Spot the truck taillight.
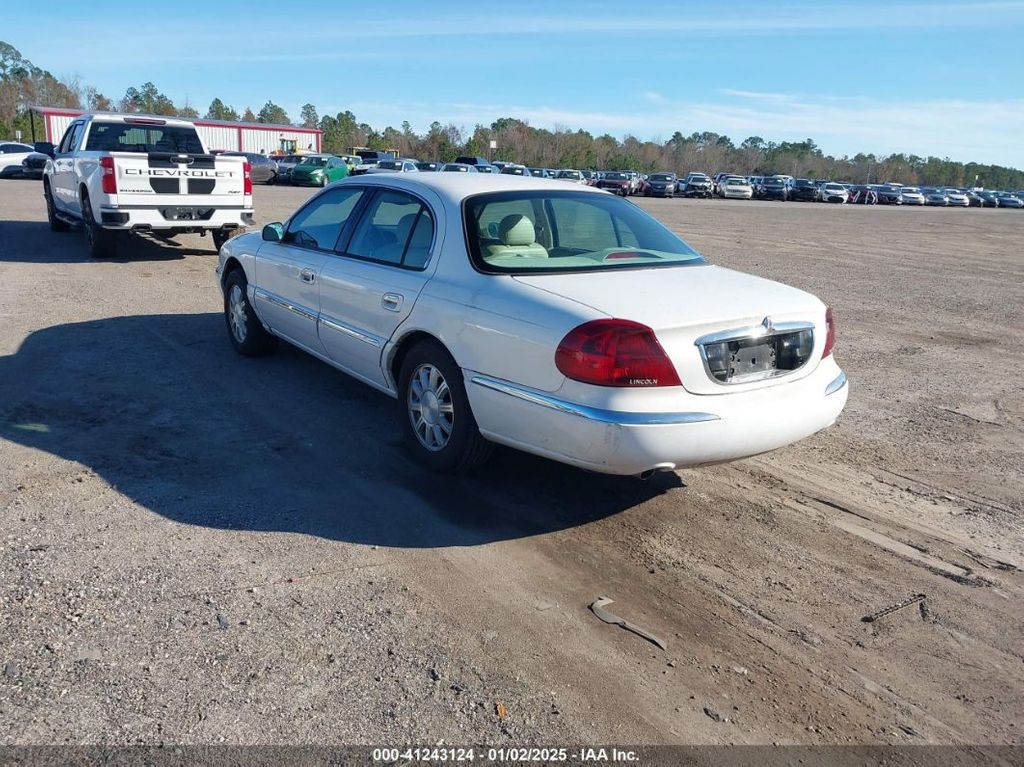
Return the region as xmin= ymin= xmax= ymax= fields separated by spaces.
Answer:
xmin=243 ymin=162 xmax=252 ymax=195
xmin=822 ymin=307 xmax=836 ymax=357
xmin=555 ymin=319 xmax=681 ymax=387
xmin=99 ymin=156 xmax=116 ymax=194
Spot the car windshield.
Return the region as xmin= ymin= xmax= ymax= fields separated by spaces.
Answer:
xmin=726 ymin=178 xmax=746 ymax=186
xmin=465 ymin=191 xmax=705 ymax=274
xmin=558 ymin=171 xmax=581 ymax=179
xmin=85 ymin=122 xmax=204 ymax=153
xmin=376 ymin=160 xmax=401 ymax=170
xmin=795 ymin=179 xmax=814 ymax=186
xmin=650 ymin=174 xmax=673 ymax=182
xmin=688 ymin=174 xmax=708 ymax=180
xmin=604 ymin=172 xmax=627 ymax=180
xmin=765 ymin=178 xmax=784 ymax=186
xmin=824 ymin=184 xmax=844 ymax=191
xmin=299 ymin=157 xmax=329 ymax=167
xmin=443 ymin=164 xmax=471 ymax=172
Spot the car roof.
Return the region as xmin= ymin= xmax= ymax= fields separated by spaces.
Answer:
xmin=332 ymin=171 xmax=610 ymax=201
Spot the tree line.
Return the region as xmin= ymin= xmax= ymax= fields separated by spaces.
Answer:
xmin=2 ymin=40 xmax=1021 ymax=189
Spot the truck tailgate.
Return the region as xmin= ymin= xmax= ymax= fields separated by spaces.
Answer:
xmin=109 ymin=152 xmax=249 ymax=208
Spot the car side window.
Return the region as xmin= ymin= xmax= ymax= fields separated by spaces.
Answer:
xmin=57 ymin=124 xmax=77 ymax=154
xmin=284 ymin=187 xmax=365 ymax=250
xmin=344 ymin=190 xmax=434 ymax=268
xmin=67 ymin=123 xmax=85 ymax=153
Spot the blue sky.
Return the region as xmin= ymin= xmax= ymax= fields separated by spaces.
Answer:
xmin=9 ymin=0 xmax=1024 ymax=166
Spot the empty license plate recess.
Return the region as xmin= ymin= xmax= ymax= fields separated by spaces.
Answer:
xmin=700 ymin=328 xmax=813 ymax=383
xmin=730 ymin=340 xmax=775 ymax=377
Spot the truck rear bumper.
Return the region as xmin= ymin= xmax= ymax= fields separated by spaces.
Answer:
xmin=99 ymin=205 xmax=255 ymax=230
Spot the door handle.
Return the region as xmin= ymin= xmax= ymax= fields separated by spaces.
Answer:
xmin=299 ymin=268 xmax=316 ymax=284
xmin=381 ymin=293 xmax=403 ymax=312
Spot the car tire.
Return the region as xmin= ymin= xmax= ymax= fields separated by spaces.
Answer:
xmin=398 ymin=340 xmax=493 ymax=473
xmin=223 ymin=268 xmax=278 ymax=357
xmin=81 ymin=193 xmax=118 ymax=258
xmin=44 ymin=181 xmax=70 ymax=232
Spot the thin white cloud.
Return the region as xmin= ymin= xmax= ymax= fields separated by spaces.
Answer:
xmin=32 ymin=0 xmax=1024 ymax=59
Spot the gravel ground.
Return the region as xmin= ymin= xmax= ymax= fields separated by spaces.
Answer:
xmin=0 ymin=179 xmax=1021 ymax=747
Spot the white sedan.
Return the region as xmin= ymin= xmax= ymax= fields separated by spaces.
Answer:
xmin=718 ymin=177 xmax=753 ymax=199
xmin=216 ymin=174 xmax=847 ymax=476
xmin=0 ymin=142 xmax=36 ymax=178
xmin=900 ymin=187 xmax=926 ymax=205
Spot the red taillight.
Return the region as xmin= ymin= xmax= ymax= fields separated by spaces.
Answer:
xmin=243 ymin=161 xmax=253 ymax=195
xmin=555 ymin=319 xmax=681 ymax=387
xmin=822 ymin=307 xmax=836 ymax=357
xmin=99 ymin=156 xmax=116 ymax=194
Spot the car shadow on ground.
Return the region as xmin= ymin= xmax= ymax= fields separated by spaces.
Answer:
xmin=0 ymin=313 xmax=682 ymax=548
xmin=0 ymin=220 xmax=215 ymax=263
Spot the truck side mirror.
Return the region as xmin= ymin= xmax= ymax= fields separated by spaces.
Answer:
xmin=262 ymin=223 xmax=284 ymax=242
xmin=35 ymin=142 xmax=56 ymax=158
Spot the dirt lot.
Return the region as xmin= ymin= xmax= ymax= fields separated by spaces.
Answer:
xmin=1 ymin=179 xmax=1021 ymax=747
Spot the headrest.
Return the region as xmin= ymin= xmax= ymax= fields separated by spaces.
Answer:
xmin=499 ymin=214 xmax=535 ymax=246
xmin=395 ymin=213 xmax=418 ymax=244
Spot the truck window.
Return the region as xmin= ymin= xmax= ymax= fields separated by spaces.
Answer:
xmin=84 ymin=123 xmax=204 ymax=154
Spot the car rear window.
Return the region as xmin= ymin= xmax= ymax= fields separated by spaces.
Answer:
xmin=465 ymin=190 xmax=704 ymax=274
xmin=85 ymin=122 xmax=204 ymax=154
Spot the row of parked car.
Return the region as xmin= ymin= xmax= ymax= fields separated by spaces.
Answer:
xmin=678 ymin=172 xmax=1024 ymax=208
xmin=5 ymin=139 xmax=1022 ymax=208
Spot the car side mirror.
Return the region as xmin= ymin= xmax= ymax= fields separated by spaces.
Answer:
xmin=35 ymin=142 xmax=56 ymax=158
xmin=262 ymin=223 xmax=284 ymax=242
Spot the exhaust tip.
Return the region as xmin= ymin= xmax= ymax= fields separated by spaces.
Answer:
xmin=636 ymin=463 xmax=676 ymax=480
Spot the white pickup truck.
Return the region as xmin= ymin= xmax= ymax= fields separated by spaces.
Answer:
xmin=43 ymin=114 xmax=255 ymax=257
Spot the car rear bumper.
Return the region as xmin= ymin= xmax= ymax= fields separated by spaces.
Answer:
xmin=466 ymin=359 xmax=848 ymax=475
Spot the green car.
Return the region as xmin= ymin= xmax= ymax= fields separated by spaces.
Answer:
xmin=290 ymin=154 xmax=349 ymax=187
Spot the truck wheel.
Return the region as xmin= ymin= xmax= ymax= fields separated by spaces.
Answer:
xmin=212 ymin=229 xmax=233 ymax=252
xmin=398 ymin=340 xmax=493 ymax=473
xmin=223 ymin=268 xmax=278 ymax=357
xmin=81 ymin=193 xmax=118 ymax=258
xmin=44 ymin=182 xmax=70 ymax=232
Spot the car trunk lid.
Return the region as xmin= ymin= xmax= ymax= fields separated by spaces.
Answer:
xmin=513 ymin=264 xmax=827 ymax=395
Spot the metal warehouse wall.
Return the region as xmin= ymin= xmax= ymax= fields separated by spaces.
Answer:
xmin=47 ymin=114 xmax=74 ymax=143
xmin=241 ymin=129 xmax=319 ymax=154
xmin=197 ymin=125 xmax=239 ymax=152
xmin=39 ymin=109 xmax=322 ymax=154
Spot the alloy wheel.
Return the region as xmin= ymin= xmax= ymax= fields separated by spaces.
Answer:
xmin=228 ymin=284 xmax=248 ymax=343
xmin=407 ymin=363 xmax=454 ymax=452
